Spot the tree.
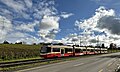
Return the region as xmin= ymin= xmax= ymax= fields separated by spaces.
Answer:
xmin=109 ymin=43 xmax=117 ymax=52
xmin=53 ymin=43 xmax=64 ymax=45
xmin=15 ymin=42 xmax=22 ymax=44
xmin=3 ymin=40 xmax=9 ymax=44
xmin=109 ymin=43 xmax=117 ymax=49
xmin=102 ymin=43 xmax=105 ymax=48
xmin=109 ymin=43 xmax=114 ymax=49
xmin=33 ymin=43 xmax=36 ymax=45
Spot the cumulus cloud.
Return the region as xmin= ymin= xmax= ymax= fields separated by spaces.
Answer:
xmin=74 ymin=6 xmax=120 ymax=46
xmin=75 ymin=6 xmax=115 ymax=31
xmin=75 ymin=6 xmax=116 ymax=38
xmin=40 ymin=15 xmax=59 ymax=30
xmin=39 ymin=15 xmax=60 ymax=42
xmin=97 ymin=16 xmax=120 ymax=35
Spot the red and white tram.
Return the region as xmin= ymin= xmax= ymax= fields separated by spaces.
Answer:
xmin=40 ymin=45 xmax=107 ymax=58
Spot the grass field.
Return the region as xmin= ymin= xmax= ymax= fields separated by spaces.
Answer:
xmin=0 ymin=44 xmax=42 ymax=61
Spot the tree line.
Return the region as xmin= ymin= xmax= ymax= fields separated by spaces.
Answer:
xmin=1 ymin=40 xmax=119 ymax=50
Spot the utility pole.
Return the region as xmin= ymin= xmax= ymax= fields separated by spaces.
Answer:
xmin=97 ymin=36 xmax=99 ymax=47
xmin=79 ymin=35 xmax=82 ymax=46
xmin=84 ymin=30 xmax=89 ymax=54
xmin=72 ymin=45 xmax=75 ymax=56
xmin=97 ymin=35 xmax=101 ymax=54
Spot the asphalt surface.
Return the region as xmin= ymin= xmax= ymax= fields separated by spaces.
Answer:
xmin=17 ymin=53 xmax=120 ymax=72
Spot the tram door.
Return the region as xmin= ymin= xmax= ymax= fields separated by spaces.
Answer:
xmin=61 ymin=49 xmax=64 ymax=56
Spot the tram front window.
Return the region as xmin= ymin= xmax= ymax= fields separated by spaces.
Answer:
xmin=40 ymin=47 xmax=51 ymax=53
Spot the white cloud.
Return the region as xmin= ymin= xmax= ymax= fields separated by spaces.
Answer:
xmin=2 ymin=31 xmax=41 ymax=44
xmin=39 ymin=15 xmax=60 ymax=42
xmin=74 ymin=6 xmax=120 ymax=46
xmin=0 ymin=0 xmax=75 ymax=44
xmin=15 ymin=21 xmax=39 ymax=32
xmin=0 ymin=0 xmax=32 ymax=19
xmin=75 ymin=6 xmax=116 ymax=37
xmin=0 ymin=9 xmax=13 ymax=20
xmin=0 ymin=15 xmax=40 ymax=44
xmin=0 ymin=0 xmax=61 ymax=44
xmin=40 ymin=15 xmax=59 ymax=30
xmin=61 ymin=12 xmax=74 ymax=18
xmin=8 ymin=32 xmax=26 ymax=38
xmin=75 ymin=6 xmax=115 ymax=32
xmin=33 ymin=0 xmax=57 ymax=20
xmin=0 ymin=16 xmax=13 ymax=41
xmin=60 ymin=33 xmax=79 ymax=44
xmin=97 ymin=16 xmax=120 ymax=35
xmin=24 ymin=0 xmax=32 ymax=8
xmin=0 ymin=0 xmax=57 ymax=20
xmin=16 ymin=36 xmax=40 ymax=44
xmin=1 ymin=0 xmax=26 ymax=12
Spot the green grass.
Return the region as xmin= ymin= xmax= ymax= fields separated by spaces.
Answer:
xmin=0 ymin=44 xmax=42 ymax=61
xmin=108 ymin=49 xmax=120 ymax=53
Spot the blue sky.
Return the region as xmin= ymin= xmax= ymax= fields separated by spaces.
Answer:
xmin=1 ymin=0 xmax=120 ymax=46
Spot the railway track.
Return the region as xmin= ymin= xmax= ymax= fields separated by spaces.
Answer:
xmin=0 ymin=56 xmax=76 ymax=68
xmin=0 ymin=54 xmax=102 ymax=68
xmin=0 ymin=58 xmax=62 ymax=68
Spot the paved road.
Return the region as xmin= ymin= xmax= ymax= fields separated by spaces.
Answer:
xmin=17 ymin=53 xmax=120 ymax=72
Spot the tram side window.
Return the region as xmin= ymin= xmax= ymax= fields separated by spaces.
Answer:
xmin=40 ymin=47 xmax=51 ymax=53
xmin=65 ymin=48 xmax=67 ymax=53
xmin=75 ymin=49 xmax=81 ymax=53
xmin=87 ymin=49 xmax=90 ymax=51
xmin=95 ymin=50 xmax=98 ymax=52
xmin=47 ymin=47 xmax=51 ymax=53
xmin=83 ymin=49 xmax=86 ymax=51
xmin=80 ymin=49 xmax=83 ymax=52
xmin=40 ymin=47 xmax=47 ymax=53
xmin=65 ymin=48 xmax=72 ymax=53
xmin=68 ymin=48 xmax=72 ymax=52
xmin=91 ymin=49 xmax=94 ymax=52
xmin=53 ymin=48 xmax=60 ymax=52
